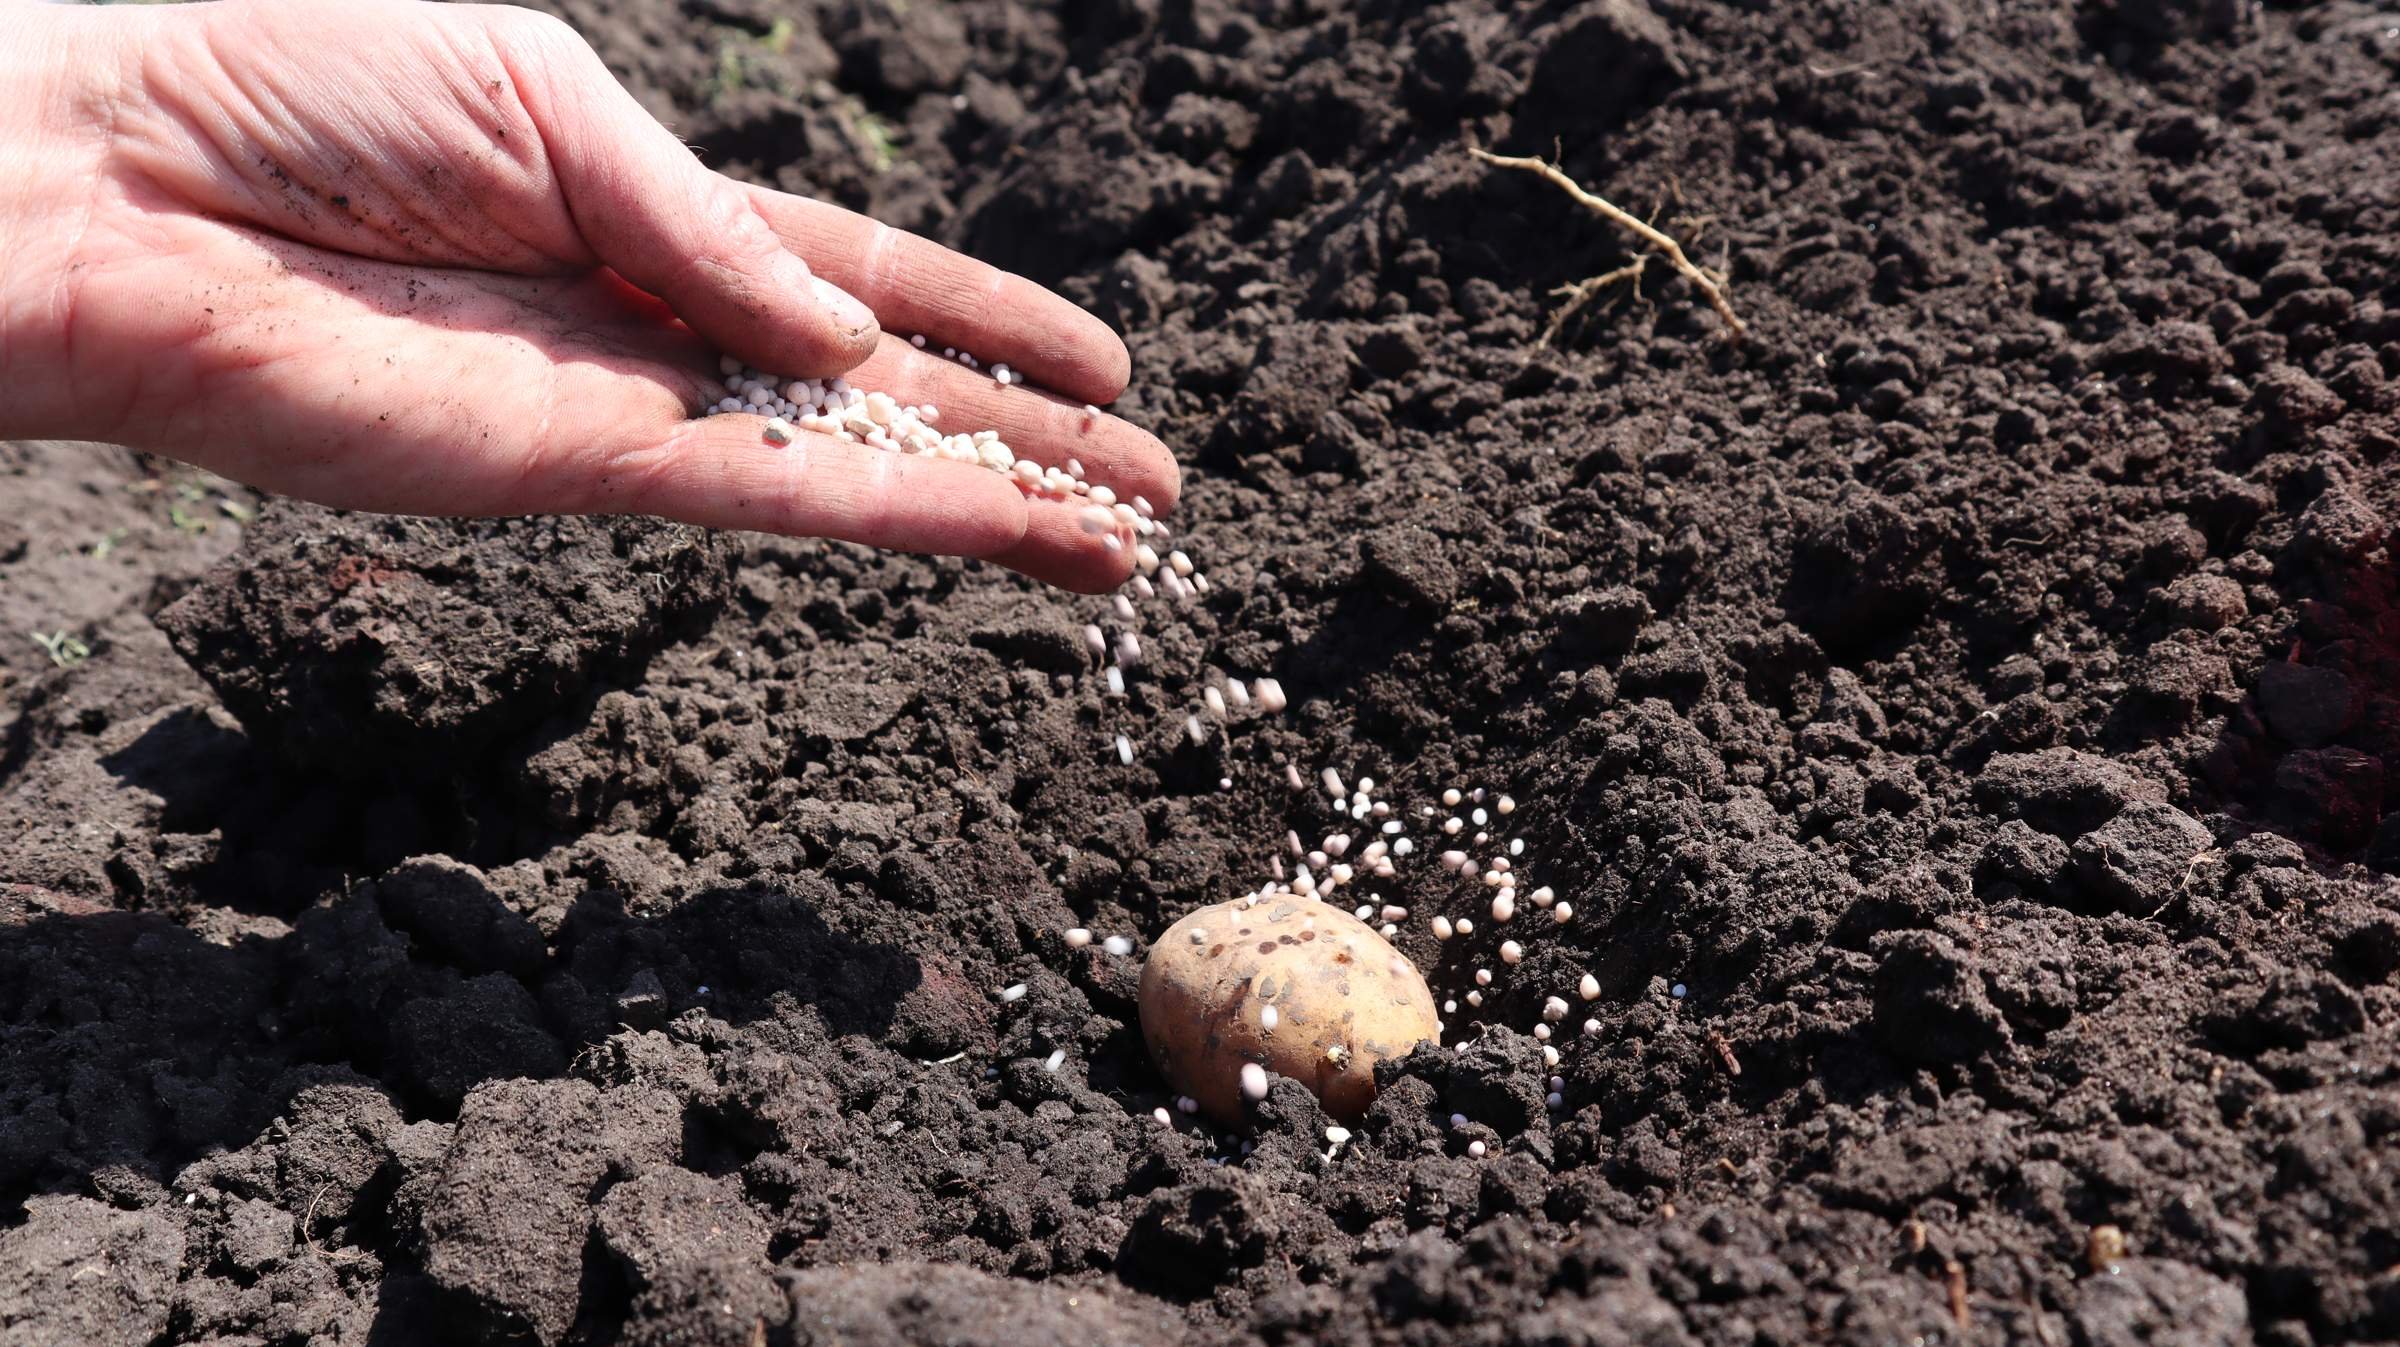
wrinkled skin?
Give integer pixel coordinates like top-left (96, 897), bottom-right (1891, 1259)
top-left (0, 0), bottom-right (1173, 590)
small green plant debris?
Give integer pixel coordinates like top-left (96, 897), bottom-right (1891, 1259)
top-left (89, 527), bottom-right (129, 560)
top-left (851, 108), bottom-right (900, 173)
top-left (698, 18), bottom-right (798, 104)
top-left (31, 630), bottom-right (90, 669)
top-left (219, 497), bottom-right (257, 523)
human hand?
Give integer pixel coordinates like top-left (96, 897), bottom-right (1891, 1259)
top-left (0, 0), bottom-right (1172, 591)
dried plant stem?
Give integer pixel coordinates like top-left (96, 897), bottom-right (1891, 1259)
top-left (1471, 147), bottom-right (1747, 343)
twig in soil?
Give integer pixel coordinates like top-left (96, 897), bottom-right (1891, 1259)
top-left (1945, 1259), bottom-right (1971, 1331)
top-left (1470, 147), bottom-right (1747, 343)
top-left (298, 1181), bottom-right (370, 1266)
top-left (2153, 847), bottom-right (2223, 918)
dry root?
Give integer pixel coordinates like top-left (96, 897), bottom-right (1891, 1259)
top-left (1471, 147), bottom-right (1746, 344)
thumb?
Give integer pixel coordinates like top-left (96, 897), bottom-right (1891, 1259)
top-left (503, 16), bottom-right (878, 378)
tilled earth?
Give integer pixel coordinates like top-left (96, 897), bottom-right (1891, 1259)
top-left (5, 0), bottom-right (2400, 1343)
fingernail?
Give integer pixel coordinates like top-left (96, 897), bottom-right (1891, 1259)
top-left (811, 277), bottom-right (877, 339)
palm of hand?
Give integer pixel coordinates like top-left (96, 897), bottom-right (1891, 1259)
top-left (60, 0), bottom-right (1169, 590)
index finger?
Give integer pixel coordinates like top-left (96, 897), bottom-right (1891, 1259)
top-left (578, 415), bottom-right (1031, 560)
top-left (742, 187), bottom-right (1132, 406)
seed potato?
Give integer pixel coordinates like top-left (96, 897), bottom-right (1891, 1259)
top-left (1139, 897), bottom-right (1440, 1124)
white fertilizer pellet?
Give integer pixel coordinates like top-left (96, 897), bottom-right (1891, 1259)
top-left (707, 363), bottom-right (1144, 542)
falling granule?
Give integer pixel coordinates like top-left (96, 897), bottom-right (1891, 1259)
top-left (1580, 973), bottom-right (1600, 1001)
top-left (1153, 1107), bottom-right (1172, 1126)
top-left (1083, 624), bottom-right (1107, 659)
top-left (1043, 1049), bottom-right (1066, 1072)
top-left (1103, 936), bottom-right (1135, 956)
top-left (1239, 1062), bottom-right (1269, 1101)
top-left (1115, 735), bottom-right (1134, 765)
top-left (1499, 941), bottom-right (1523, 965)
top-left (1468, 1140), bottom-right (1488, 1159)
top-left (1064, 928), bottom-right (1093, 949)
top-left (1542, 996), bottom-right (1569, 1023)
top-left (1105, 667), bottom-right (1126, 697)
top-left (999, 983), bottom-right (1028, 1002)
top-left (1672, 983), bottom-right (1688, 999)
top-left (1255, 679), bottom-right (1289, 713)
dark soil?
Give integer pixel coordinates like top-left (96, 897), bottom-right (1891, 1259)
top-left (6, 0), bottom-right (2400, 1343)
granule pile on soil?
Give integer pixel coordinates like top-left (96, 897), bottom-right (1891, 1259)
top-left (5, 0), bottom-right (2400, 1344)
